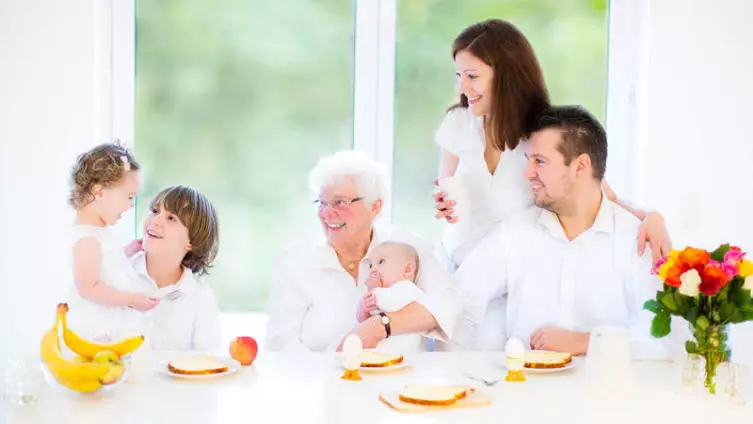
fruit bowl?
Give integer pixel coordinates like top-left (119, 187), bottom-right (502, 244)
top-left (39, 303), bottom-right (144, 396)
top-left (41, 357), bottom-right (129, 396)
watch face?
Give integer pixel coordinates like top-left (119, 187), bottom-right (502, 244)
top-left (381, 315), bottom-right (390, 325)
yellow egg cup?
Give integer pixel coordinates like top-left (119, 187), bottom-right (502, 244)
top-left (341, 368), bottom-right (362, 381)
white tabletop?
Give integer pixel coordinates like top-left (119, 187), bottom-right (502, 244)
top-left (2, 352), bottom-right (750, 423)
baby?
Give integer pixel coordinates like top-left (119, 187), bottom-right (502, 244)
top-left (357, 241), bottom-right (425, 353)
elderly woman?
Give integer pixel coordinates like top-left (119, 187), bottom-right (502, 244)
top-left (265, 150), bottom-right (461, 352)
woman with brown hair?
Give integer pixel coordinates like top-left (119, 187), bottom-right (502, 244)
top-left (434, 19), bottom-right (670, 269)
top-left (432, 19), bottom-right (671, 350)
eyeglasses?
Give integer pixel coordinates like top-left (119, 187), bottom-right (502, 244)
top-left (314, 196), bottom-right (363, 211)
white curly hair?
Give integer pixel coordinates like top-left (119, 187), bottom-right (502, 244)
top-left (308, 150), bottom-right (389, 205)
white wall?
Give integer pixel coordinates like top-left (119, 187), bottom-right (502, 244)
top-left (642, 0), bottom-right (753, 254)
top-left (0, 0), bottom-right (111, 357)
top-left (609, 0), bottom-right (753, 358)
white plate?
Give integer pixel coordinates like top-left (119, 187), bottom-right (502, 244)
top-left (155, 356), bottom-right (240, 380)
top-left (334, 353), bottom-right (411, 373)
top-left (501, 353), bottom-right (578, 374)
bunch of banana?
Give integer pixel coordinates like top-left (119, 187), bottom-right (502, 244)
top-left (58, 303), bottom-right (144, 359)
top-left (39, 303), bottom-right (144, 393)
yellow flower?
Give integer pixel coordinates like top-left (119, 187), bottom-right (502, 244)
top-left (658, 250), bottom-right (681, 280)
top-left (740, 259), bottom-right (753, 278)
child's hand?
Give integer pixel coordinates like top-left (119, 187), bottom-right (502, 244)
top-left (129, 294), bottom-right (159, 311)
top-left (365, 272), bottom-right (382, 292)
top-left (356, 293), bottom-right (378, 322)
top-left (124, 239), bottom-right (143, 258)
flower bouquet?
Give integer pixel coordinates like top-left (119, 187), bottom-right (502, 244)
top-left (644, 244), bottom-right (753, 393)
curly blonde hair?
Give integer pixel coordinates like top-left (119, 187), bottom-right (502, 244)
top-left (69, 143), bottom-right (140, 209)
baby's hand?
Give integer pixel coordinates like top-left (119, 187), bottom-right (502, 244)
top-left (356, 293), bottom-right (378, 322)
top-left (129, 294), bottom-right (159, 311)
top-left (124, 238), bottom-right (143, 257)
top-left (365, 273), bottom-right (382, 292)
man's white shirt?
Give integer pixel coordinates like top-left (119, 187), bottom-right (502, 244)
top-left (454, 197), bottom-right (671, 359)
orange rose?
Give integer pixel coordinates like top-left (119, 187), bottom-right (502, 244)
top-left (679, 247), bottom-right (711, 269)
top-left (665, 262), bottom-right (687, 288)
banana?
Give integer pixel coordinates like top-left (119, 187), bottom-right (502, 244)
top-left (39, 305), bottom-right (115, 393)
top-left (57, 303), bottom-right (144, 359)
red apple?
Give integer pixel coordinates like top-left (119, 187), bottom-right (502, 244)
top-left (229, 336), bottom-right (258, 366)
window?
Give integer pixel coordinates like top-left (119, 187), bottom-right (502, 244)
top-left (392, 1), bottom-right (609, 242)
top-left (134, 0), bottom-right (355, 311)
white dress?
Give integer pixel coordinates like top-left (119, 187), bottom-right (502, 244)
top-left (435, 107), bottom-right (533, 350)
top-left (370, 280), bottom-right (425, 353)
top-left (66, 225), bottom-right (147, 341)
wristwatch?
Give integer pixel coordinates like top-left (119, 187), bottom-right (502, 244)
top-left (378, 312), bottom-right (391, 339)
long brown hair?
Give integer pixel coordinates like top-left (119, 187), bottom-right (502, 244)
top-left (451, 19), bottom-right (550, 151)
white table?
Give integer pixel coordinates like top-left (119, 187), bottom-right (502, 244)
top-left (2, 352), bottom-right (750, 423)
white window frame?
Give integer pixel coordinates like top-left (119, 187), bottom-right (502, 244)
top-left (604, 0), bottom-right (650, 207)
top-left (108, 0), bottom-right (641, 235)
top-left (352, 0), bottom-right (396, 222)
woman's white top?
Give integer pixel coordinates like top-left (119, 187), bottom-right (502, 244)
top-left (66, 225), bottom-right (147, 341)
top-left (131, 252), bottom-right (222, 352)
top-left (435, 107), bottom-right (534, 269)
top-left (265, 225), bottom-right (461, 352)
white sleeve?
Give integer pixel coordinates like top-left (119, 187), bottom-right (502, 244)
top-left (413, 246), bottom-right (462, 342)
top-left (435, 108), bottom-right (472, 156)
top-left (374, 281), bottom-right (424, 312)
top-left (626, 246), bottom-right (674, 360)
top-left (453, 226), bottom-right (509, 350)
top-left (191, 283), bottom-right (222, 351)
top-left (265, 250), bottom-right (312, 352)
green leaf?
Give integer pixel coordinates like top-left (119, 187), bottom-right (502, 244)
top-left (729, 310), bottom-right (745, 323)
top-left (696, 315), bottom-right (710, 330)
top-left (719, 302), bottom-right (736, 321)
top-left (674, 291), bottom-right (688, 313)
top-left (651, 310), bottom-right (672, 338)
top-left (685, 341), bottom-right (699, 354)
top-left (661, 292), bottom-right (678, 311)
top-left (685, 304), bottom-right (700, 323)
top-left (731, 290), bottom-right (748, 307)
top-left (710, 243), bottom-right (731, 262)
top-left (644, 299), bottom-right (662, 313)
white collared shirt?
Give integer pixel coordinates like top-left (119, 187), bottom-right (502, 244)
top-left (131, 252), bottom-right (222, 351)
top-left (265, 225), bottom-right (462, 352)
top-left (454, 198), bottom-right (671, 359)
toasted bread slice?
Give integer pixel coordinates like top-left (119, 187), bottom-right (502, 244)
top-left (523, 351), bottom-right (572, 369)
top-left (359, 351), bottom-right (404, 368)
top-left (398, 385), bottom-right (472, 406)
top-left (167, 355), bottom-right (229, 375)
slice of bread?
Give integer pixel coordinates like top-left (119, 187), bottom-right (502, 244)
top-left (167, 355), bottom-right (229, 375)
top-left (359, 351), bottom-right (404, 368)
top-left (523, 351), bottom-right (572, 369)
top-left (398, 385), bottom-right (471, 406)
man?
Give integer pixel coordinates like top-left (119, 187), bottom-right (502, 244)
top-left (454, 105), bottom-right (669, 358)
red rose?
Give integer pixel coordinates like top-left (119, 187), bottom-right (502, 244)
top-left (700, 263), bottom-right (731, 295)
